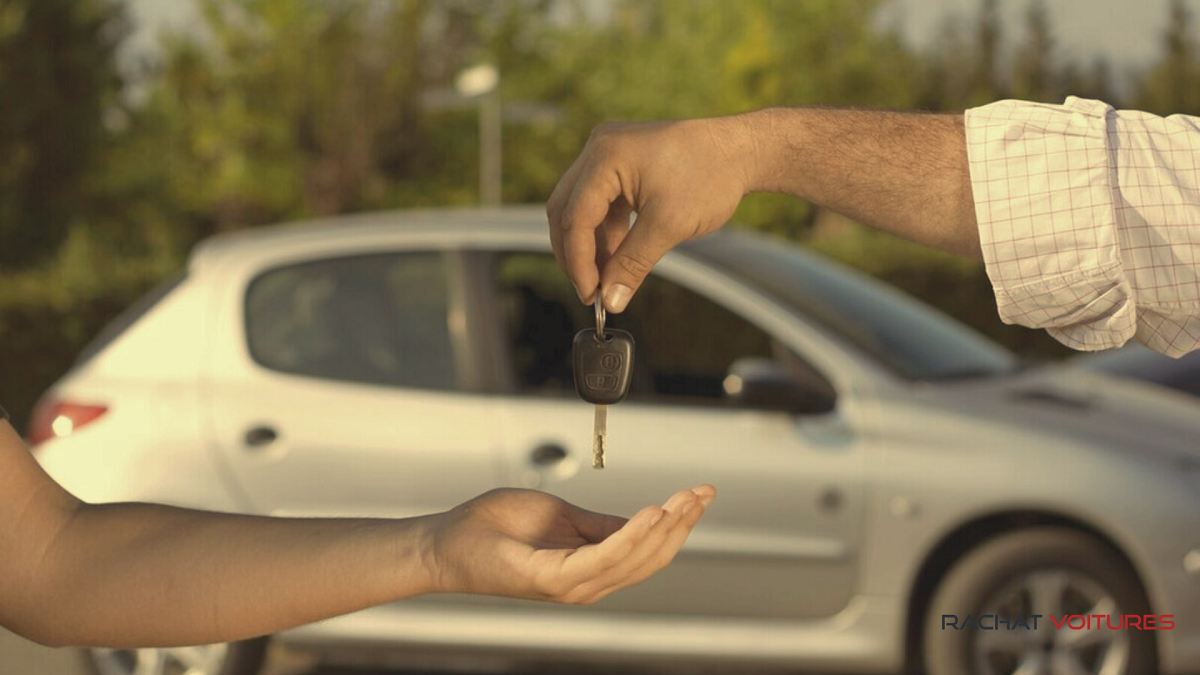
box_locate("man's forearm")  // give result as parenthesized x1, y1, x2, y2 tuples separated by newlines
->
(546, 105, 983, 313)
(740, 107, 982, 258)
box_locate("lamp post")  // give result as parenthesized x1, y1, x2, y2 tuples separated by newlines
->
(455, 64, 501, 207)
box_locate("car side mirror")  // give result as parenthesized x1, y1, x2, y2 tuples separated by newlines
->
(723, 357, 835, 415)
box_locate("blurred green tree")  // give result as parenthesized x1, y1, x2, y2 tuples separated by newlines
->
(1133, 0, 1200, 115)
(0, 0, 129, 267)
(1010, 0, 1057, 102)
(133, 0, 435, 241)
(15, 0, 1162, 427)
(517, 0, 919, 238)
(914, 0, 1007, 109)
(970, 0, 1005, 104)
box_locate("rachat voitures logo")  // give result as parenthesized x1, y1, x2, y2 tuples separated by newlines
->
(941, 614, 1175, 631)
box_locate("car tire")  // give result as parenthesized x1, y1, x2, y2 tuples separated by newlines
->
(81, 637, 268, 675)
(923, 527, 1156, 675)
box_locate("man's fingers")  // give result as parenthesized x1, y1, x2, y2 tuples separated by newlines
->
(546, 154, 586, 271)
(553, 165, 631, 305)
(595, 199, 634, 272)
(600, 206, 680, 313)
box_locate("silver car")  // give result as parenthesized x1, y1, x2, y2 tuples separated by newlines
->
(30, 207, 1200, 675)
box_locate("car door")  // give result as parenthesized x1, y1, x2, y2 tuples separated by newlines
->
(204, 248, 503, 519)
(488, 250, 867, 620)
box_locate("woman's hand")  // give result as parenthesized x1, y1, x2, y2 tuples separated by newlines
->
(425, 485, 716, 604)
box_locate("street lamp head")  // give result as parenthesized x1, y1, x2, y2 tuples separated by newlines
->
(455, 64, 499, 98)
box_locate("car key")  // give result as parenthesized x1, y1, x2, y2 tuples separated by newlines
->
(572, 297, 635, 469)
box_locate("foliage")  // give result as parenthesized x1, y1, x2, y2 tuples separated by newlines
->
(0, 0, 129, 267)
(7, 0, 1200, 426)
(1132, 0, 1200, 115)
(0, 228, 170, 428)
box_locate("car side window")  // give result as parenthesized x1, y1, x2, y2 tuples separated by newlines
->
(245, 252, 459, 390)
(497, 252, 833, 408)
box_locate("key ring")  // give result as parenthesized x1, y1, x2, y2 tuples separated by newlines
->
(594, 294, 606, 340)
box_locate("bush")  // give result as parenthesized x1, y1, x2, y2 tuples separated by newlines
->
(0, 227, 176, 431)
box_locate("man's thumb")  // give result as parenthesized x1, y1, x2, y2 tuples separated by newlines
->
(600, 218, 674, 313)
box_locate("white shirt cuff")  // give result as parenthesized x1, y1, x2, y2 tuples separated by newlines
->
(965, 97, 1136, 352)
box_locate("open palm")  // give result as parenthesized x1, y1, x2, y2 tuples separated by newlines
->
(427, 486, 714, 604)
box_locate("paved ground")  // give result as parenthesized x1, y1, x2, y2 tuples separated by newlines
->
(0, 629, 752, 675)
(0, 630, 320, 675)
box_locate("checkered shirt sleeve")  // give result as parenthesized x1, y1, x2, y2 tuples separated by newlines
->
(965, 96, 1200, 357)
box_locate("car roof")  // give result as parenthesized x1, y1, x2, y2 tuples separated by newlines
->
(188, 206, 558, 270)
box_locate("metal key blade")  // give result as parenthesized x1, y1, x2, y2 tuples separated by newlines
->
(592, 404, 608, 469)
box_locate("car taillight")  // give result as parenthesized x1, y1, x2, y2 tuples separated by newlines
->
(27, 398, 108, 447)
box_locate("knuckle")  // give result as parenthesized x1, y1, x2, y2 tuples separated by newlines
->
(561, 585, 599, 606)
(588, 121, 620, 143)
(614, 251, 655, 279)
(588, 122, 633, 158)
(602, 532, 638, 561)
(533, 575, 568, 601)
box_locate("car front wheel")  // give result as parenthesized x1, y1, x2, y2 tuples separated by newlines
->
(82, 637, 267, 675)
(923, 528, 1157, 675)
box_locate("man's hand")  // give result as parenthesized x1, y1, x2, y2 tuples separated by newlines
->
(425, 485, 716, 604)
(546, 117, 755, 313)
(547, 108, 980, 316)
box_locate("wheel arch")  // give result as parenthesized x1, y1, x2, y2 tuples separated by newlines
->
(901, 509, 1155, 674)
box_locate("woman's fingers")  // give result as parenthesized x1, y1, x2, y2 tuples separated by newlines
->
(612, 486, 713, 590)
(554, 485, 715, 603)
(594, 486, 713, 592)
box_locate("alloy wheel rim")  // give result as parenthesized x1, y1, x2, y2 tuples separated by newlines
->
(972, 568, 1130, 675)
(89, 643, 230, 675)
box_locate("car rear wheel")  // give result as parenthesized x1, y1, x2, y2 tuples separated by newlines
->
(81, 637, 267, 675)
(923, 528, 1156, 675)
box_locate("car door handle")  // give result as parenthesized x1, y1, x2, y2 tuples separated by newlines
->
(530, 443, 568, 466)
(243, 425, 278, 448)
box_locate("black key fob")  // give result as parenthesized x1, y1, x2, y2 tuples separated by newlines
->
(572, 328, 635, 405)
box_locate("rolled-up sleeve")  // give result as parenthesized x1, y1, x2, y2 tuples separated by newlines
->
(966, 96, 1200, 357)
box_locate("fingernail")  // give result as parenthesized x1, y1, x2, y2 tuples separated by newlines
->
(605, 284, 633, 313)
(574, 283, 591, 304)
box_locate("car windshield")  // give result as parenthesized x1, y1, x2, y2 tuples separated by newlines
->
(684, 231, 1019, 381)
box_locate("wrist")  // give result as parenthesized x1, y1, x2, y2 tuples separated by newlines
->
(736, 107, 798, 195)
(394, 514, 446, 598)
(699, 112, 764, 198)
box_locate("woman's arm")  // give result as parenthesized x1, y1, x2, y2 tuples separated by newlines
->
(0, 420, 713, 648)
